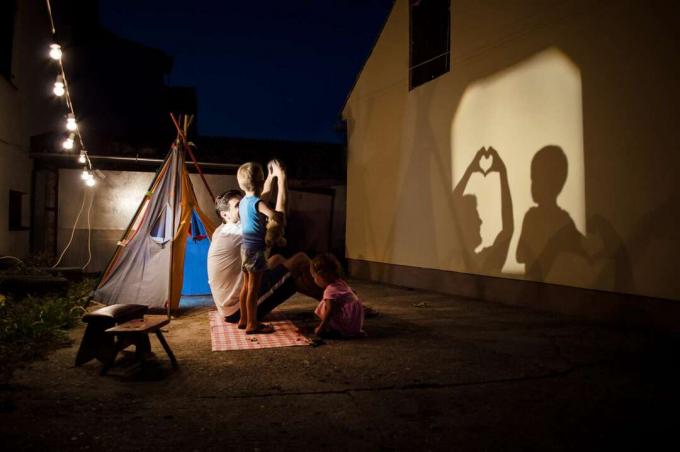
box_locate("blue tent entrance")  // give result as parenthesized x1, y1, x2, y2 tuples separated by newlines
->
(181, 210, 211, 296)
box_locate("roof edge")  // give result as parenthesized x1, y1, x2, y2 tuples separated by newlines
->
(339, 1, 397, 117)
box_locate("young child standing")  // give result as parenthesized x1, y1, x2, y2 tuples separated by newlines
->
(310, 253, 365, 338)
(237, 162, 280, 334)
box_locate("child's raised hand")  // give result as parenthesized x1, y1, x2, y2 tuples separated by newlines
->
(487, 146, 507, 174)
(269, 159, 285, 177)
(470, 147, 487, 173)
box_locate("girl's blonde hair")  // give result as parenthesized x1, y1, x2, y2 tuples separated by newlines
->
(237, 162, 264, 192)
(311, 253, 342, 282)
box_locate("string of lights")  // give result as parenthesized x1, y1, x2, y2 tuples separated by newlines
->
(45, 0, 96, 187)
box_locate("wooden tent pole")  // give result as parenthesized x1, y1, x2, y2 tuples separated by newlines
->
(169, 113, 216, 201)
(167, 123, 181, 321)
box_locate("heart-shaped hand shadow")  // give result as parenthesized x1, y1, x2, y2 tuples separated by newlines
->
(479, 154, 494, 175)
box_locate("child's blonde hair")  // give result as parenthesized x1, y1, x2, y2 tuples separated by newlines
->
(237, 162, 265, 193)
(311, 253, 342, 282)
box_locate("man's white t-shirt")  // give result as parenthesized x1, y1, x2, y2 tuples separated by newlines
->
(207, 222, 243, 316)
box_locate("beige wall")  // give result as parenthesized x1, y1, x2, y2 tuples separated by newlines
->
(56, 168, 343, 272)
(343, 0, 680, 301)
(56, 169, 235, 272)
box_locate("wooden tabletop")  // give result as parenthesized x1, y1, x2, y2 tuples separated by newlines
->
(106, 315, 170, 334)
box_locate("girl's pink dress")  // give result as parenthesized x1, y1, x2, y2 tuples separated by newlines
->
(314, 279, 365, 337)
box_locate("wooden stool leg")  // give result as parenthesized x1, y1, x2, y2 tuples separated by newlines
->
(133, 333, 152, 360)
(155, 331, 178, 369)
(100, 354, 116, 376)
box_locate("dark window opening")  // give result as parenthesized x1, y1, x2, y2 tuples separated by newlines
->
(0, 0, 17, 81)
(409, 0, 451, 90)
(9, 189, 28, 231)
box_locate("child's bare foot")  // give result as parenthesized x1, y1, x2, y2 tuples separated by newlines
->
(237, 321, 247, 330)
(245, 323, 275, 335)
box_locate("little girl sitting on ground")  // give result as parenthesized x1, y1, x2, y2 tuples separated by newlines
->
(310, 253, 365, 338)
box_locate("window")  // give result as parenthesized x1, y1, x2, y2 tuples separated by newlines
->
(0, 0, 17, 80)
(9, 190, 28, 231)
(409, 0, 451, 90)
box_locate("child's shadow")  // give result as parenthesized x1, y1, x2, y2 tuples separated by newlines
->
(516, 145, 587, 282)
(516, 145, 635, 291)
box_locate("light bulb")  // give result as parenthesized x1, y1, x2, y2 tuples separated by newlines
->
(49, 44, 62, 60)
(86, 178, 96, 187)
(53, 76, 65, 96)
(66, 114, 77, 131)
(62, 133, 75, 150)
(81, 169, 89, 180)
(78, 152, 86, 163)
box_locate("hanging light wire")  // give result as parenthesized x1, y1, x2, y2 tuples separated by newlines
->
(45, 0, 56, 34)
(45, 0, 93, 171)
(46, 0, 97, 270)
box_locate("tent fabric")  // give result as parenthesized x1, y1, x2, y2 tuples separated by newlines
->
(95, 144, 216, 310)
(189, 210, 208, 241)
(181, 210, 212, 296)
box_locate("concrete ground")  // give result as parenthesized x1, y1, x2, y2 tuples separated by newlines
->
(1, 279, 679, 451)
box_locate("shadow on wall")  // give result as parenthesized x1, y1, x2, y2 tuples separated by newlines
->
(518, 145, 633, 292)
(449, 47, 633, 294)
(451, 143, 633, 294)
(516, 145, 584, 283)
(452, 146, 513, 275)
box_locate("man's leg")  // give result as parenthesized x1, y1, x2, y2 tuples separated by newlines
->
(252, 253, 321, 322)
(281, 252, 323, 301)
(267, 254, 286, 269)
(255, 262, 296, 320)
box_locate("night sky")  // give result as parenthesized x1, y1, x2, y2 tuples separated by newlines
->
(99, 0, 393, 143)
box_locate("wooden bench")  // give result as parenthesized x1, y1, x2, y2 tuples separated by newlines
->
(103, 315, 178, 375)
(75, 304, 149, 370)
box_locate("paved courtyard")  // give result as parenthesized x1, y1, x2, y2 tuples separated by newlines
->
(1, 280, 678, 451)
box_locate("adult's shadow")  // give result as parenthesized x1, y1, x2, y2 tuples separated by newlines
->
(452, 147, 514, 275)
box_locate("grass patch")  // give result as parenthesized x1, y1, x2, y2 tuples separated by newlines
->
(0, 278, 95, 382)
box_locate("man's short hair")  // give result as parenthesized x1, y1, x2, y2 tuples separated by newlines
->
(215, 189, 244, 214)
(237, 162, 265, 192)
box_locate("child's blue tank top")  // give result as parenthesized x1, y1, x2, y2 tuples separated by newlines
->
(239, 195, 265, 250)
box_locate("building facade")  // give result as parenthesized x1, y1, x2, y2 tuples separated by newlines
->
(343, 0, 680, 329)
(0, 0, 56, 259)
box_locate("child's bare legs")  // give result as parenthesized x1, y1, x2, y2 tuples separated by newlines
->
(237, 272, 250, 329)
(246, 271, 274, 333)
(314, 300, 331, 336)
(245, 271, 261, 331)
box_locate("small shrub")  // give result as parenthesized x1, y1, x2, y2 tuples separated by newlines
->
(0, 278, 95, 381)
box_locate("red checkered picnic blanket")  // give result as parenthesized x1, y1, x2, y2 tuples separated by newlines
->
(208, 310, 311, 351)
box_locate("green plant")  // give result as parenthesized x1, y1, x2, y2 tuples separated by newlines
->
(0, 278, 95, 382)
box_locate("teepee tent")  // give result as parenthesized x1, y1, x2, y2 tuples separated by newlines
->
(94, 115, 217, 311)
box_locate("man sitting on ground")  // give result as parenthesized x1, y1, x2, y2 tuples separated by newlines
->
(207, 161, 321, 322)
